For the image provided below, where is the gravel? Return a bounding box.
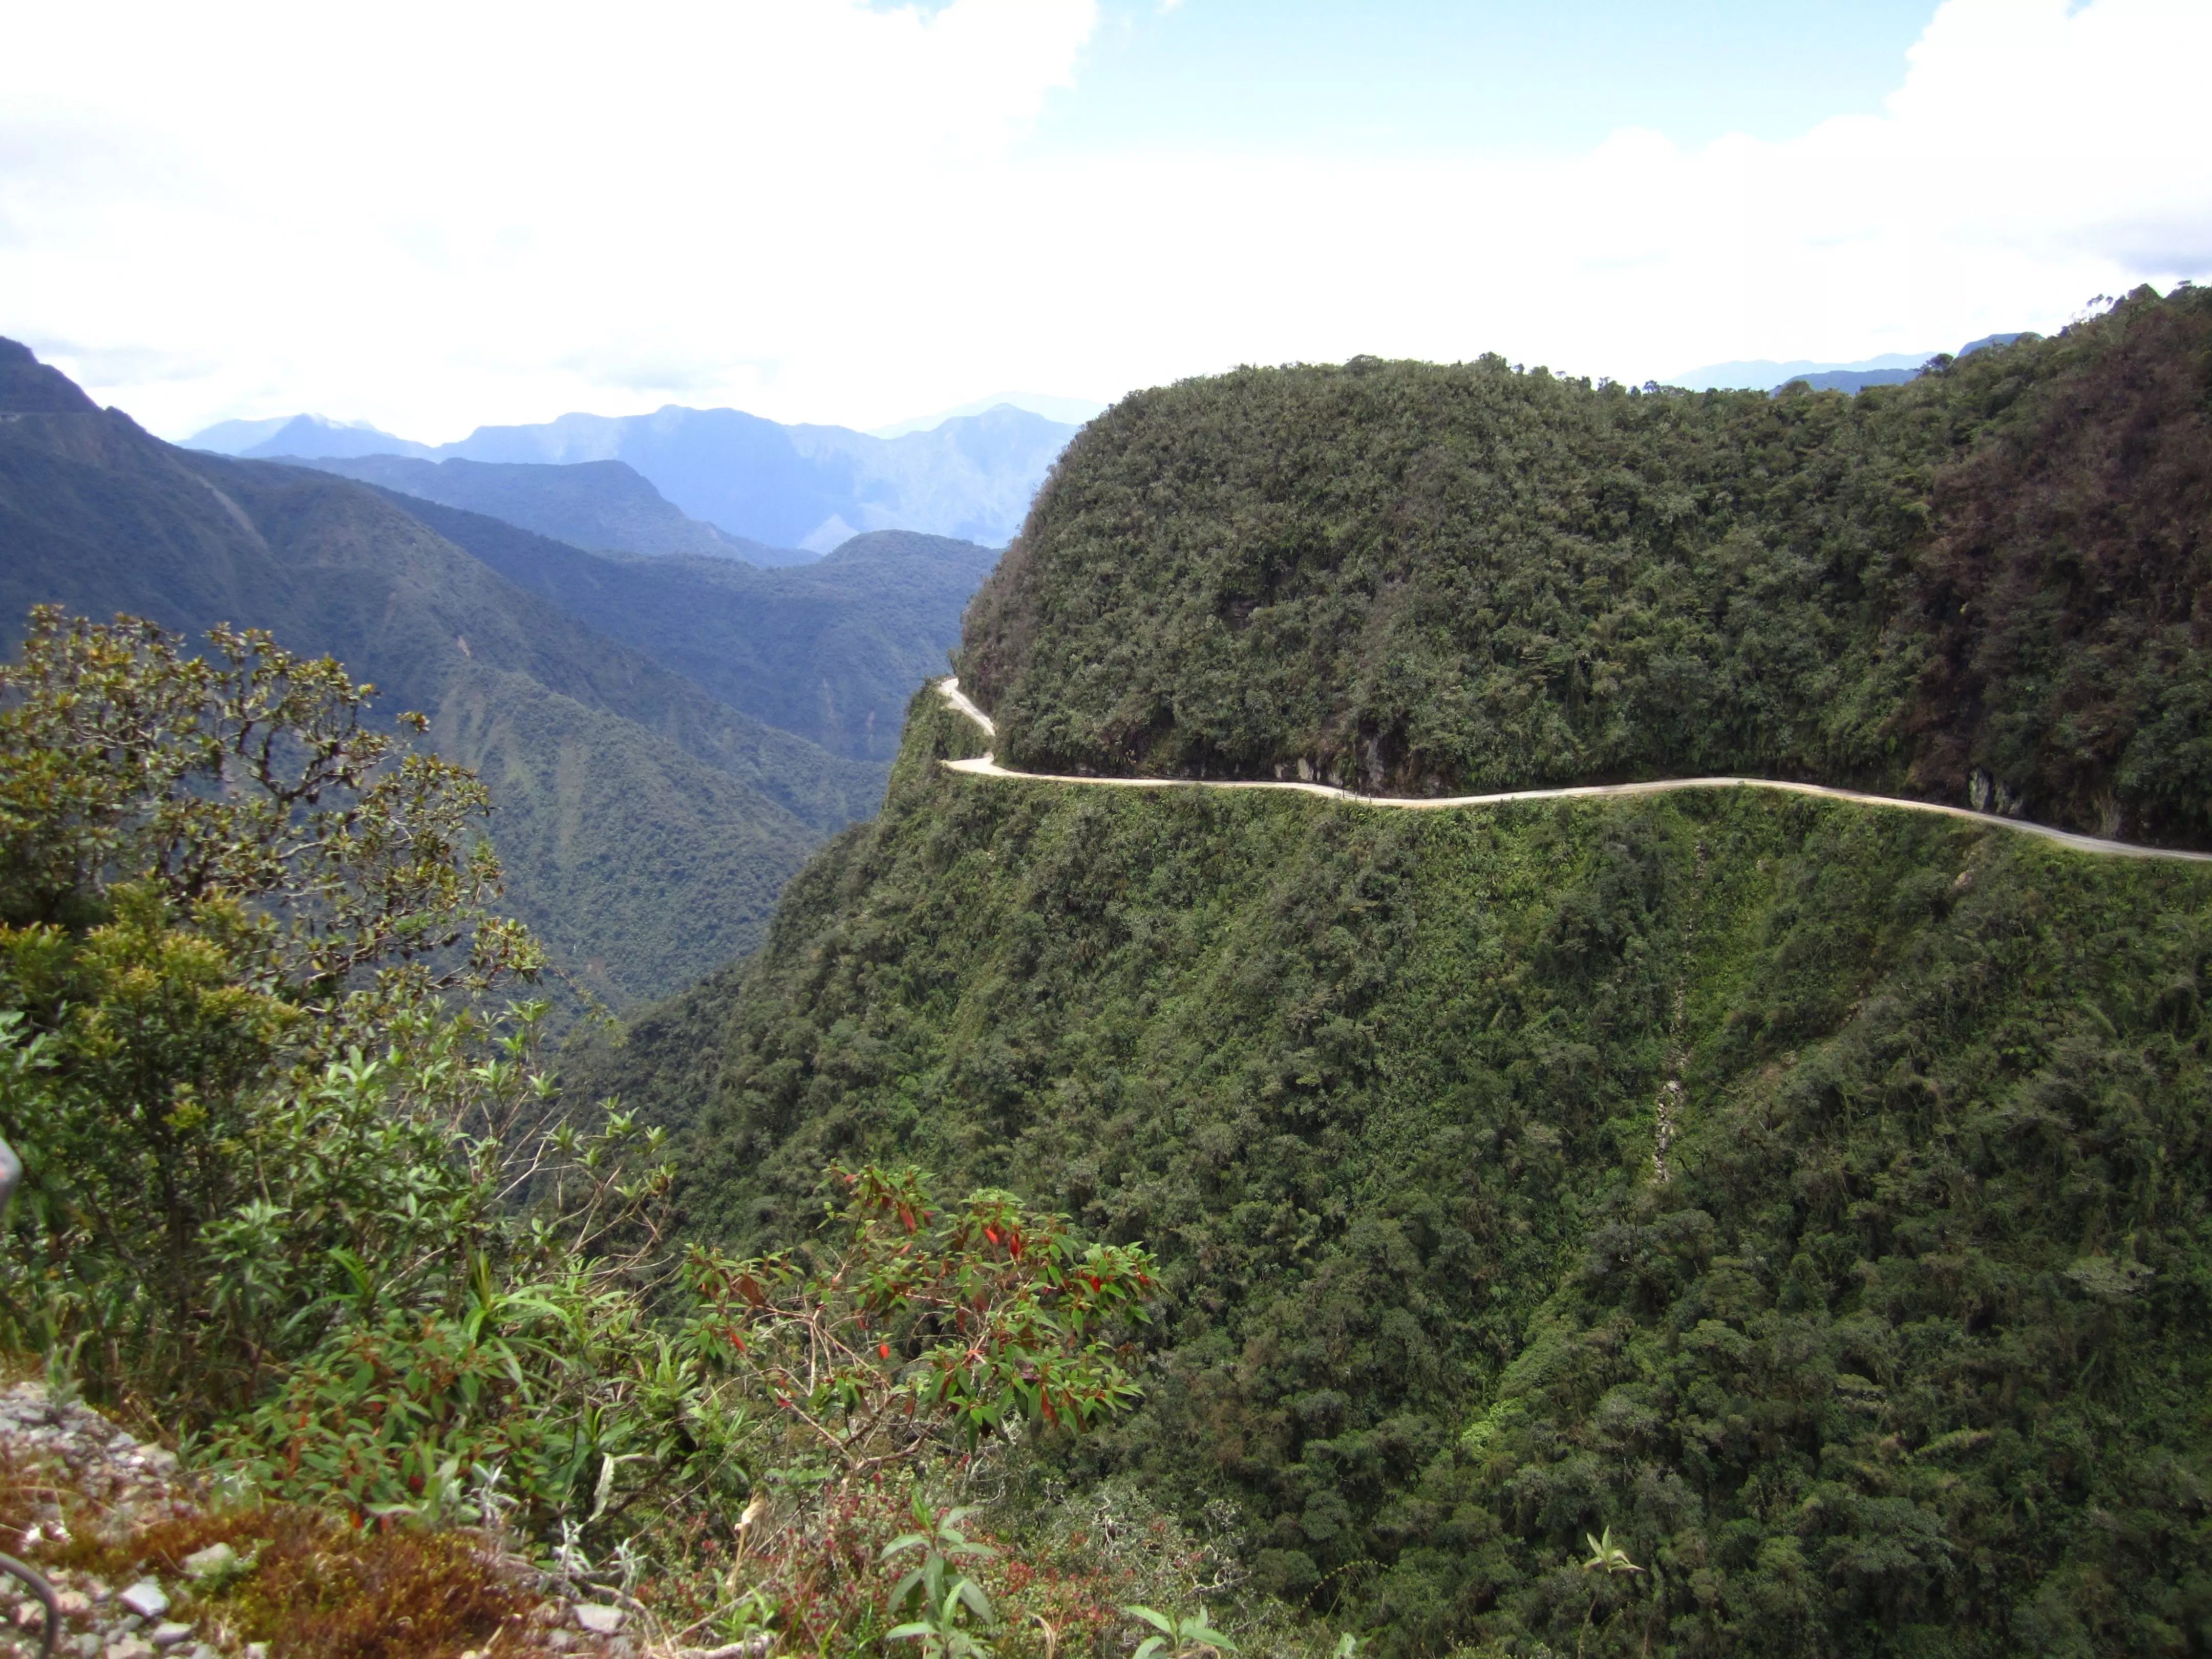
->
[0,1383,684,1659]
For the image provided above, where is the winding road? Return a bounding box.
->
[934,678,2212,864]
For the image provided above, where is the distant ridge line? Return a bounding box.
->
[932,679,2212,863]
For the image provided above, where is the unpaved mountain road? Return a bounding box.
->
[934,678,2212,864]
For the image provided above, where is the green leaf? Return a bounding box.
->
[953,1575,994,1626]
[1122,1607,1176,1637]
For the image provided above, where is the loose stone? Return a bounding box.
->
[573,1605,626,1635]
[178,1547,233,1583]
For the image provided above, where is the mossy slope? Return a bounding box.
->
[645,689,2212,1654]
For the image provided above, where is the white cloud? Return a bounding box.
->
[0,0,2204,438]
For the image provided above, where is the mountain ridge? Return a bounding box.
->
[190,399,1082,551]
[0,342,880,1005]
[366,488,997,763]
[276,452,800,563]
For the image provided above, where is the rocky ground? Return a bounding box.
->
[0,1383,712,1659]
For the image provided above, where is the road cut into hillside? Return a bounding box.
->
[935,678,2212,864]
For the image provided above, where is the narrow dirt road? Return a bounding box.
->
[937,676,996,738]
[934,678,2212,864]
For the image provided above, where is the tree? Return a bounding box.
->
[0,610,1164,1626]
[0,605,533,988]
[0,608,547,1415]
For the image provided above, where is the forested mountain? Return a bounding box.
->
[283,453,797,562]
[0,339,879,1006]
[964,288,2212,850]
[578,286,2212,1655]
[382,495,997,763]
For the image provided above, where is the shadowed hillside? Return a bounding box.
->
[0,340,878,1005]
[380,494,998,764]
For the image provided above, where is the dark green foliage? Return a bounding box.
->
[0,361,881,1004]
[643,688,2212,1655]
[556,954,751,1140]
[963,285,2212,850]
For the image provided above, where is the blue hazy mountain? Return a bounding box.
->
[190,413,436,460]
[188,400,1083,551]
[1668,350,1935,392]
[284,454,806,564]
[436,402,1078,551]
[868,391,1108,439]
[1669,333,2037,395]
[1779,366,1924,393]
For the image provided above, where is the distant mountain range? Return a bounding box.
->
[287,454,802,564]
[187,413,428,458]
[868,391,1107,439]
[368,492,998,765]
[2,338,998,1005]
[1669,332,2032,394]
[187,399,1085,552]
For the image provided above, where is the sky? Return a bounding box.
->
[2,0,2206,441]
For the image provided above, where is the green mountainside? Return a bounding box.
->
[963,285,2212,851]
[581,289,2212,1653]
[0,341,880,1005]
[378,494,997,763]
[288,452,794,561]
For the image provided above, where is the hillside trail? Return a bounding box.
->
[934,678,2212,864]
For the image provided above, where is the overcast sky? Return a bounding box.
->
[3,0,2206,440]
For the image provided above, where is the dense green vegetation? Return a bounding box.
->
[17,276,2212,1658]
[964,285,2212,849]
[0,615,1183,1659]
[613,291,2212,1652]
[388,494,997,764]
[0,343,883,1004]
[607,686,2212,1654]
